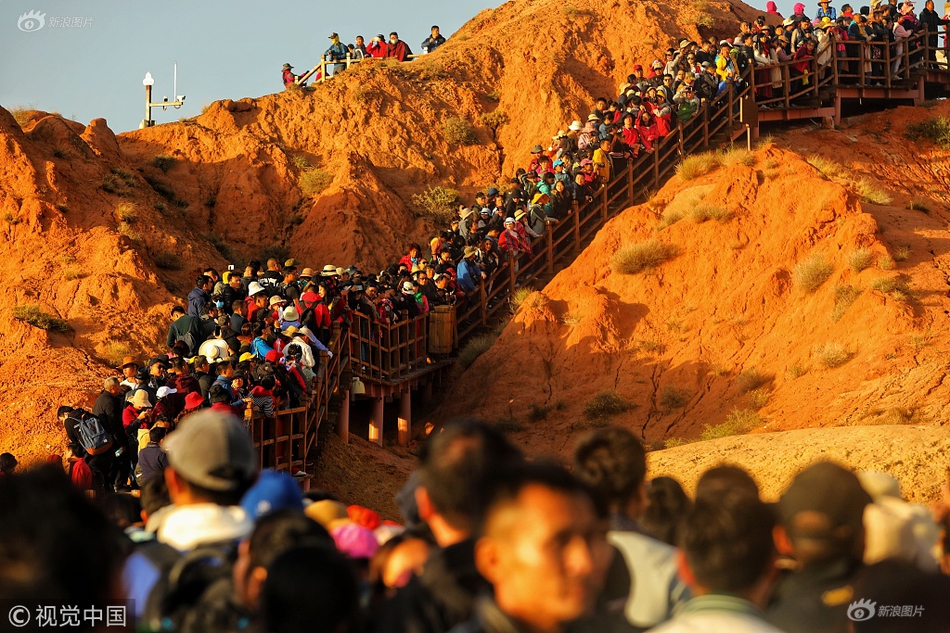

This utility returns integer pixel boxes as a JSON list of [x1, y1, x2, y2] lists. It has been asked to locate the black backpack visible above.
[[139, 540, 240, 633], [67, 409, 113, 455]]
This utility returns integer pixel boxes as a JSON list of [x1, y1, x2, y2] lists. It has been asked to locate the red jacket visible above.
[[282, 69, 297, 86], [68, 458, 93, 491], [388, 40, 412, 61], [367, 40, 390, 58]]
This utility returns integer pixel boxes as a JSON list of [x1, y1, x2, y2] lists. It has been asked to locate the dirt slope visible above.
[[434, 102, 950, 456], [0, 0, 762, 463]]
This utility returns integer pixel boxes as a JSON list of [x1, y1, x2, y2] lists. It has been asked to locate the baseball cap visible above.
[[240, 469, 304, 519], [163, 409, 257, 492], [778, 461, 872, 536]]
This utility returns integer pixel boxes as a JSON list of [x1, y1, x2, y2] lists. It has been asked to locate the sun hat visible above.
[[269, 295, 286, 307], [401, 281, 415, 293], [282, 63, 293, 70], [282, 306, 299, 321], [530, 144, 544, 154], [164, 410, 256, 492], [184, 391, 205, 410], [463, 245, 479, 257], [239, 352, 256, 363], [131, 390, 152, 409], [569, 120, 583, 131], [514, 209, 527, 221], [119, 356, 139, 369], [247, 282, 265, 297], [320, 265, 337, 277]]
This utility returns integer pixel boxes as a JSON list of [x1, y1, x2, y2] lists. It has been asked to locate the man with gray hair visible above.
[[93, 375, 130, 490]]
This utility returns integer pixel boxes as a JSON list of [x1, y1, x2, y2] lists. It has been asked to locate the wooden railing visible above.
[[348, 312, 429, 383], [246, 325, 346, 473], [296, 53, 424, 85]]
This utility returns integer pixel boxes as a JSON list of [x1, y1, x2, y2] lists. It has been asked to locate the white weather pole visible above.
[[174, 61, 178, 100]]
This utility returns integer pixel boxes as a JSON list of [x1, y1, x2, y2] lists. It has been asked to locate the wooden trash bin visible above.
[[428, 306, 456, 354]]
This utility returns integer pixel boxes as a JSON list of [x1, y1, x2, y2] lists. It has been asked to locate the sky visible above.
[[1, 0, 799, 134]]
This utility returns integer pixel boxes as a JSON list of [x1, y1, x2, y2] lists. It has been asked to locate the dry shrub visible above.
[[442, 117, 478, 145], [510, 288, 547, 313], [117, 221, 141, 242], [787, 363, 809, 379], [9, 106, 33, 128], [13, 305, 71, 332], [658, 208, 685, 228], [458, 333, 497, 370], [699, 408, 761, 441], [676, 152, 719, 181], [906, 197, 930, 213], [856, 179, 892, 205], [849, 248, 874, 272], [870, 276, 913, 301], [479, 111, 509, 133], [299, 169, 333, 197], [878, 254, 895, 270], [664, 437, 689, 448], [813, 342, 852, 369], [795, 254, 834, 293], [688, 204, 730, 223], [903, 116, 950, 148], [832, 284, 861, 322], [292, 155, 312, 170], [893, 245, 911, 262], [718, 146, 754, 167], [410, 186, 460, 223], [806, 155, 843, 180], [736, 368, 772, 393], [747, 388, 770, 409], [114, 201, 137, 223], [101, 341, 130, 367], [613, 240, 678, 275], [151, 155, 176, 173], [62, 267, 83, 281]]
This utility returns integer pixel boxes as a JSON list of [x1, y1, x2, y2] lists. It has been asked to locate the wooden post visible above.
[[397, 389, 411, 446], [478, 281, 488, 326], [904, 42, 911, 80], [545, 229, 554, 277], [652, 144, 660, 185], [812, 58, 819, 99], [702, 106, 710, 148], [508, 256, 517, 294], [885, 41, 892, 88], [369, 395, 384, 446], [860, 42, 866, 86], [572, 201, 581, 246], [338, 390, 350, 443], [601, 185, 608, 223], [728, 82, 735, 128]]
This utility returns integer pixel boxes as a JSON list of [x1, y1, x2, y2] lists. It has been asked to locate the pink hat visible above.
[[332, 523, 379, 559]]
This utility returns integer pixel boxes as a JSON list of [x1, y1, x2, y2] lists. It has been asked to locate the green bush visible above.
[[659, 386, 690, 409], [612, 240, 678, 275], [13, 305, 71, 332], [699, 408, 761, 441], [904, 116, 950, 149], [410, 186, 460, 223], [299, 169, 333, 197], [584, 390, 634, 424], [151, 154, 176, 173], [442, 117, 478, 146]]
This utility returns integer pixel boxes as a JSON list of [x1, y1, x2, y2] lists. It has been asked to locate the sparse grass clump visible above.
[[718, 146, 755, 168], [101, 341, 130, 367], [870, 276, 913, 301], [664, 437, 689, 448], [878, 254, 895, 270], [411, 186, 460, 224], [10, 107, 33, 128], [114, 201, 137, 223], [528, 403, 553, 422], [154, 252, 182, 270], [813, 342, 852, 369], [676, 152, 719, 181], [101, 168, 137, 197], [747, 388, 770, 409], [699, 408, 761, 441], [613, 240, 678, 275], [151, 154, 176, 173], [806, 154, 843, 180], [62, 267, 83, 281], [117, 221, 141, 242], [13, 305, 71, 332], [485, 90, 502, 102], [736, 368, 772, 393], [510, 287, 547, 313], [584, 390, 635, 424], [659, 386, 690, 409], [442, 117, 478, 146], [458, 333, 497, 370], [658, 207, 685, 228], [787, 363, 809, 379], [849, 248, 874, 272], [903, 116, 950, 149], [687, 204, 730, 223], [906, 197, 930, 213], [794, 254, 834, 293], [4, 213, 20, 225], [292, 155, 312, 170], [893, 245, 911, 262], [832, 284, 861, 322], [856, 179, 892, 205], [299, 168, 333, 197]]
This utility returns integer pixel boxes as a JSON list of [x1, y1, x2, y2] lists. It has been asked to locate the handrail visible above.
[[296, 52, 425, 85]]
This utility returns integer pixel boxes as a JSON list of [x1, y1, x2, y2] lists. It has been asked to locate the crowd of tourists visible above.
[[282, 26, 448, 86], [5, 419, 950, 633], [4, 5, 950, 633]]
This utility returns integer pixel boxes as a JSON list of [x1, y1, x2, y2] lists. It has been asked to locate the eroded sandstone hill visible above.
[[434, 102, 950, 455]]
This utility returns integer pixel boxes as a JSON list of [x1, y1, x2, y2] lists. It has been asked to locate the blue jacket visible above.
[[457, 259, 479, 293], [187, 287, 209, 317]]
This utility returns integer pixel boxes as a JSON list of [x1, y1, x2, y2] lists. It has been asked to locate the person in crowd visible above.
[[368, 34, 391, 58], [767, 461, 872, 633], [0, 452, 17, 476], [573, 426, 688, 628], [421, 25, 446, 53], [377, 418, 523, 633], [640, 476, 692, 547], [650, 494, 782, 633], [388, 32, 413, 61], [282, 63, 302, 87], [454, 461, 613, 633], [326, 32, 349, 75]]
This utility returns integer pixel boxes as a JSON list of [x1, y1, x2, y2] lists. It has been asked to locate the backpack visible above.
[[139, 540, 240, 633], [68, 409, 113, 456]]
